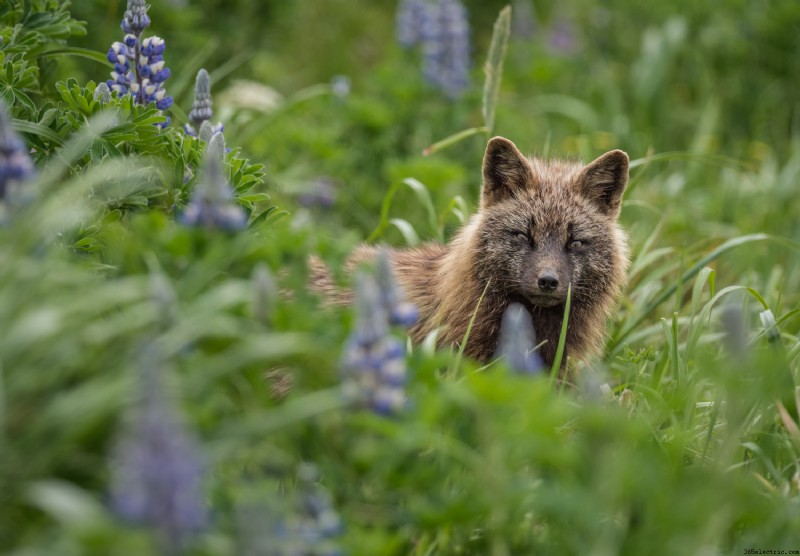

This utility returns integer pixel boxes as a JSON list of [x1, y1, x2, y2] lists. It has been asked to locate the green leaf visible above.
[[482, 5, 512, 134], [389, 218, 420, 246], [12, 118, 65, 145], [401, 178, 440, 242], [38, 47, 110, 67]]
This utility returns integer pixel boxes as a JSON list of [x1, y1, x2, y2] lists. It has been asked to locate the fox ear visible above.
[[577, 150, 629, 217], [481, 137, 534, 207]]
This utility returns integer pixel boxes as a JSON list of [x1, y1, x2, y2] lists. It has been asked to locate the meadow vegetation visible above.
[[1, 0, 799, 554]]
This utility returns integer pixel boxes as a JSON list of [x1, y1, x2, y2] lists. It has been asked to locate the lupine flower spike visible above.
[[0, 100, 35, 207], [376, 248, 419, 327], [184, 69, 223, 137], [106, 0, 173, 125], [180, 131, 248, 230], [497, 302, 544, 375], [396, 0, 428, 47], [296, 464, 344, 551], [110, 347, 207, 552], [396, 0, 471, 99], [341, 273, 408, 415]]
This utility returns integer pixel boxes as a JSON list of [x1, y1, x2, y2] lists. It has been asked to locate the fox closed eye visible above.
[[568, 239, 586, 249]]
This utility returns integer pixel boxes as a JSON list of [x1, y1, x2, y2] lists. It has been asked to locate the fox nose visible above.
[[537, 270, 559, 292]]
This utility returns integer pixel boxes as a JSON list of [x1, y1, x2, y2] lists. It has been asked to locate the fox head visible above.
[[473, 136, 629, 310]]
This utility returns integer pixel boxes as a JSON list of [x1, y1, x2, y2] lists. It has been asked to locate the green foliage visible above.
[[2, 1, 800, 555]]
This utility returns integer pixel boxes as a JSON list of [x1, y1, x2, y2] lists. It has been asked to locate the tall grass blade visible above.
[[549, 284, 572, 379], [423, 126, 489, 157], [612, 234, 800, 351], [482, 6, 512, 134]]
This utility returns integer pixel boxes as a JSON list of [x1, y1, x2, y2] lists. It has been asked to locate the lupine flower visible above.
[[548, 14, 579, 56], [184, 69, 224, 137], [376, 248, 419, 327], [511, 0, 537, 39], [121, 0, 151, 35], [94, 82, 112, 103], [197, 120, 215, 143], [0, 100, 35, 203], [330, 75, 351, 99], [296, 464, 344, 545], [236, 465, 343, 556], [110, 347, 207, 552], [341, 273, 408, 415], [106, 0, 173, 124], [497, 302, 544, 375], [180, 131, 248, 231], [396, 0, 428, 48], [720, 304, 747, 359], [297, 176, 337, 209], [397, 0, 471, 99], [252, 263, 277, 325]]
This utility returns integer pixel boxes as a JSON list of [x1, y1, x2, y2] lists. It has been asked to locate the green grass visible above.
[[2, 1, 800, 555]]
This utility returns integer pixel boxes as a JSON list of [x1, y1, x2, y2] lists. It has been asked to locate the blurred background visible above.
[[59, 0, 800, 248]]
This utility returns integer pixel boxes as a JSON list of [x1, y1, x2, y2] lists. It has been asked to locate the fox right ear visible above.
[[481, 137, 534, 207]]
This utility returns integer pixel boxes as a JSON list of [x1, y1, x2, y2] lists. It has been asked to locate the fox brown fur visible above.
[[311, 136, 629, 369]]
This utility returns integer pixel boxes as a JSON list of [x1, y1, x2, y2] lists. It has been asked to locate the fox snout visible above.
[[537, 269, 559, 292], [519, 253, 571, 307]]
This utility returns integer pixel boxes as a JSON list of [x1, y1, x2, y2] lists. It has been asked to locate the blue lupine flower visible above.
[[180, 132, 248, 231], [423, 0, 471, 99], [106, 1, 173, 124], [549, 14, 579, 56], [184, 69, 223, 137], [397, 0, 471, 99], [497, 302, 544, 375], [330, 75, 351, 99], [396, 0, 428, 48], [237, 464, 343, 556], [121, 0, 151, 35], [196, 121, 217, 143], [110, 347, 207, 551], [94, 82, 112, 103], [511, 0, 537, 39], [297, 464, 344, 541], [252, 263, 277, 325], [0, 100, 35, 202], [376, 248, 419, 327], [297, 176, 337, 209], [341, 274, 408, 416]]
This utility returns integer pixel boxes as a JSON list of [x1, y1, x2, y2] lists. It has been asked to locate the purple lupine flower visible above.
[[330, 75, 351, 99], [548, 14, 579, 56], [121, 0, 151, 35], [396, 0, 428, 47], [106, 0, 173, 125], [252, 263, 277, 325], [236, 464, 343, 556], [110, 348, 207, 552], [297, 464, 344, 541], [0, 100, 35, 202], [184, 69, 223, 137], [297, 176, 337, 209], [511, 0, 537, 39], [106, 41, 134, 95], [180, 132, 248, 231], [400, 0, 471, 99], [497, 302, 544, 375], [376, 248, 419, 327], [94, 82, 112, 103], [341, 274, 408, 415]]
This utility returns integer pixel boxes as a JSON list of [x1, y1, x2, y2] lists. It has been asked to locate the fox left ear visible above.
[[577, 150, 629, 218]]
